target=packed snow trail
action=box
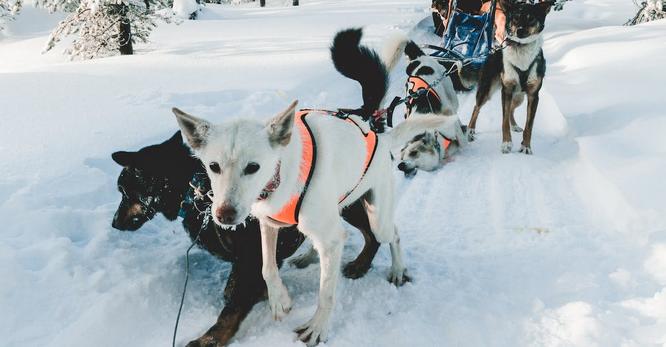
[1,0,665,346]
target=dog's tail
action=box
[331,28,389,116]
[385,115,449,150]
[380,31,409,72]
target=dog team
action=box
[110,0,554,346]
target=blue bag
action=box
[431,0,497,69]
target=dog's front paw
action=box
[467,128,476,142]
[501,141,512,154]
[511,125,524,133]
[295,314,330,347]
[519,145,533,155]
[186,334,224,347]
[388,267,411,287]
[267,282,292,320]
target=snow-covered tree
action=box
[0,0,21,32]
[34,0,79,13]
[626,0,665,25]
[43,0,174,59]
[552,0,570,11]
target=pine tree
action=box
[626,0,665,25]
[0,0,21,31]
[42,0,174,59]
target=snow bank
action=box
[1,1,665,346]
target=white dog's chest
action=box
[501,38,543,91]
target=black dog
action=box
[111,131,380,347]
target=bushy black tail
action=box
[330,28,389,116]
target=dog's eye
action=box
[409,151,419,158]
[209,162,221,174]
[243,162,260,175]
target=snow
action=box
[1,0,665,346]
[173,0,199,19]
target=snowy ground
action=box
[1,0,665,346]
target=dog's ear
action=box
[165,131,184,146]
[404,41,425,60]
[172,108,211,150]
[266,100,298,148]
[537,0,554,15]
[112,151,137,167]
[422,131,437,145]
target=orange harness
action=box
[405,76,441,117]
[268,110,378,225]
[437,131,453,155]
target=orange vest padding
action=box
[441,134,452,152]
[406,76,441,116]
[269,110,378,225]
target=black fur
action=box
[404,41,425,60]
[415,66,435,76]
[111,132,380,347]
[330,28,389,117]
[406,61,420,75]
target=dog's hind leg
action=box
[341,199,380,279]
[468,53,501,141]
[364,186,410,286]
[295,214,346,346]
[468,77,498,142]
[289,244,319,269]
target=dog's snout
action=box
[516,27,527,38]
[215,204,238,225]
[398,162,417,178]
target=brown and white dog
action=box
[465,0,554,154]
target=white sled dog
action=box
[172,28,447,346]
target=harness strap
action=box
[267,110,378,225]
[269,110,316,225]
[338,116,378,204]
[435,131,453,159]
[405,76,442,118]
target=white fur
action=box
[397,48,467,174]
[174,103,447,346]
[409,55,459,116]
[502,34,543,80]
[381,32,409,72]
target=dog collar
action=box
[258,162,281,201]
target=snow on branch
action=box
[0,0,22,31]
[43,0,176,59]
[626,0,666,25]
